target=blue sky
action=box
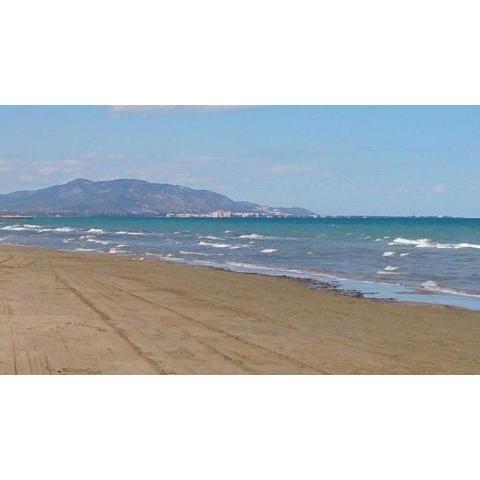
[0,105,479,216]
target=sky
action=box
[0,105,479,216]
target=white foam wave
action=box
[385,265,399,271]
[261,248,278,253]
[455,243,480,250]
[390,237,480,250]
[1,225,31,231]
[238,234,264,239]
[76,248,97,252]
[86,228,105,234]
[390,237,431,247]
[422,281,480,298]
[383,251,395,257]
[108,248,128,254]
[86,238,113,245]
[145,252,185,262]
[1,224,77,233]
[198,241,231,248]
[225,261,346,282]
[377,265,400,275]
[116,231,143,236]
[180,251,211,257]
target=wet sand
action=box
[0,245,479,374]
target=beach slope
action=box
[0,245,479,374]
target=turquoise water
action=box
[1,216,480,310]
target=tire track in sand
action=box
[55,273,172,374]
[93,277,327,374]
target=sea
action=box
[1,216,480,310]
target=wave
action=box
[38,227,76,234]
[34,226,77,233]
[198,241,231,248]
[455,243,480,250]
[180,251,211,257]
[75,248,97,252]
[390,237,431,247]
[390,237,480,250]
[223,262,351,284]
[1,225,31,231]
[115,230,143,236]
[108,248,128,254]
[86,238,113,245]
[261,248,278,253]
[145,252,185,262]
[1,224,44,231]
[422,281,480,298]
[202,235,221,239]
[383,251,395,257]
[238,234,264,239]
[377,266,400,275]
[86,228,106,234]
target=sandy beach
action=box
[0,244,478,374]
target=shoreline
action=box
[2,239,478,312]
[4,240,480,313]
[1,216,480,311]
[1,243,480,374]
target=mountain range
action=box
[0,179,315,217]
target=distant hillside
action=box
[0,179,316,217]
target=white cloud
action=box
[433,183,446,194]
[31,159,87,176]
[109,105,254,116]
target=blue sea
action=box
[1,216,480,310]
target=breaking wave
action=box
[390,237,480,250]
[238,234,264,239]
[422,281,480,298]
[198,241,231,248]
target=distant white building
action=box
[211,210,232,218]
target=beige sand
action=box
[0,245,479,374]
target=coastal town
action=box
[166,208,316,218]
